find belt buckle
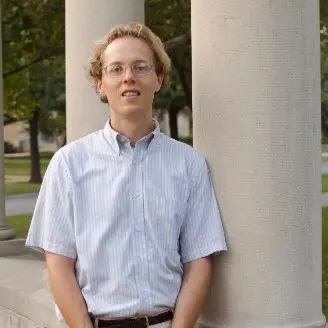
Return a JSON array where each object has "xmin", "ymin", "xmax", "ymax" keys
[
  {"xmin": 133, "ymin": 315, "xmax": 149, "ymax": 328},
  {"xmin": 93, "ymin": 317, "xmax": 99, "ymax": 328}
]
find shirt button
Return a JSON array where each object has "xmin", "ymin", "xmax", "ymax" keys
[{"xmin": 133, "ymin": 193, "xmax": 140, "ymax": 199}]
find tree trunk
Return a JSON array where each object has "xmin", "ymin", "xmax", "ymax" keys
[
  {"xmin": 322, "ymin": 102, "xmax": 328, "ymax": 136},
  {"xmin": 171, "ymin": 53, "xmax": 192, "ymax": 111},
  {"xmin": 29, "ymin": 108, "xmax": 42, "ymax": 183},
  {"xmin": 169, "ymin": 106, "xmax": 179, "ymax": 140},
  {"xmin": 61, "ymin": 132, "xmax": 67, "ymax": 148}
]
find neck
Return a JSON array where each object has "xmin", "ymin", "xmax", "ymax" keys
[{"xmin": 110, "ymin": 113, "xmax": 155, "ymax": 145}]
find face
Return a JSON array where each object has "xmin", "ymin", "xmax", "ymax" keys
[{"xmin": 97, "ymin": 36, "xmax": 163, "ymax": 119}]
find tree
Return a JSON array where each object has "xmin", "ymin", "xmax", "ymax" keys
[
  {"xmin": 155, "ymin": 68, "xmax": 186, "ymax": 139},
  {"xmin": 321, "ymin": 0, "xmax": 328, "ymax": 141},
  {"xmin": 2, "ymin": 0, "xmax": 65, "ymax": 182},
  {"xmin": 38, "ymin": 55, "xmax": 66, "ymax": 148},
  {"xmin": 4, "ymin": 57, "xmax": 65, "ymax": 182},
  {"xmin": 321, "ymin": 0, "xmax": 328, "ymax": 34},
  {"xmin": 146, "ymin": 0, "xmax": 191, "ymax": 137},
  {"xmin": 146, "ymin": 0, "xmax": 191, "ymax": 108},
  {"xmin": 2, "ymin": 0, "xmax": 64, "ymax": 78}
]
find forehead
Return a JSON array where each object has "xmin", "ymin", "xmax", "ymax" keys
[{"xmin": 103, "ymin": 36, "xmax": 154, "ymax": 64}]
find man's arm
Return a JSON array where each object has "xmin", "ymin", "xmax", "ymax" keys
[
  {"xmin": 171, "ymin": 256, "xmax": 213, "ymax": 328},
  {"xmin": 45, "ymin": 252, "xmax": 93, "ymax": 328}
]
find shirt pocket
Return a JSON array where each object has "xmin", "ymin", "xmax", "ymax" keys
[{"xmin": 149, "ymin": 193, "xmax": 183, "ymax": 251}]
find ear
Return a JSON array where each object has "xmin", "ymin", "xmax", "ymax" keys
[
  {"xmin": 96, "ymin": 78, "xmax": 103, "ymax": 93},
  {"xmin": 155, "ymin": 74, "xmax": 164, "ymax": 92}
]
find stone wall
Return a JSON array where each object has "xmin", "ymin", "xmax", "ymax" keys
[{"xmin": 0, "ymin": 240, "xmax": 67, "ymax": 328}]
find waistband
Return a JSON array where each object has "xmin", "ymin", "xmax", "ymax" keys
[{"xmin": 91, "ymin": 309, "xmax": 174, "ymax": 328}]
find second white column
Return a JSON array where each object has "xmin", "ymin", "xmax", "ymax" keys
[{"xmin": 65, "ymin": 0, "xmax": 145, "ymax": 142}]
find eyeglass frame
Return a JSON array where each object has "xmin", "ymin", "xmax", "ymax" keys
[{"xmin": 102, "ymin": 60, "xmax": 156, "ymax": 78}]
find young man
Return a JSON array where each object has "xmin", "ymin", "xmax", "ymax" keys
[{"xmin": 26, "ymin": 22, "xmax": 227, "ymax": 328}]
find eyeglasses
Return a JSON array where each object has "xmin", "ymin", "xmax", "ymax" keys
[{"xmin": 102, "ymin": 61, "xmax": 154, "ymax": 78}]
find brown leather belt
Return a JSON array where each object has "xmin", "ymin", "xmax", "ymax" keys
[{"xmin": 91, "ymin": 309, "xmax": 174, "ymax": 328}]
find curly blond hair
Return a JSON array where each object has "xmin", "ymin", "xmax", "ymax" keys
[{"xmin": 89, "ymin": 22, "xmax": 171, "ymax": 103}]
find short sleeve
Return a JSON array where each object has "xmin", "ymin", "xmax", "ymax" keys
[
  {"xmin": 25, "ymin": 150, "xmax": 77, "ymax": 259},
  {"xmin": 179, "ymin": 155, "xmax": 227, "ymax": 263}
]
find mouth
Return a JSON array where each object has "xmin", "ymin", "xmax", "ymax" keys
[{"xmin": 121, "ymin": 90, "xmax": 141, "ymax": 97}]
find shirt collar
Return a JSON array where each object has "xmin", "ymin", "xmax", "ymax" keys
[{"xmin": 103, "ymin": 119, "xmax": 161, "ymax": 155}]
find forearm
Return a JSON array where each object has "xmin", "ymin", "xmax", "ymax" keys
[
  {"xmin": 172, "ymin": 257, "xmax": 212, "ymax": 328},
  {"xmin": 46, "ymin": 252, "xmax": 93, "ymax": 328}
]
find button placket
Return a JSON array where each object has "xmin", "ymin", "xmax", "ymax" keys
[
  {"xmin": 133, "ymin": 154, "xmax": 143, "ymax": 233},
  {"xmin": 132, "ymin": 149, "xmax": 151, "ymax": 306},
  {"xmin": 132, "ymin": 154, "xmax": 146, "ymax": 303},
  {"xmin": 133, "ymin": 192, "xmax": 140, "ymax": 199},
  {"xmin": 140, "ymin": 154, "xmax": 152, "ymax": 308}
]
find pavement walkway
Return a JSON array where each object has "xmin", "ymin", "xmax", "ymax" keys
[
  {"xmin": 4, "ymin": 163, "xmax": 328, "ymax": 216},
  {"xmin": 323, "ymin": 193, "xmax": 328, "ymax": 207},
  {"xmin": 4, "ymin": 191, "xmax": 328, "ymax": 217},
  {"xmin": 5, "ymin": 193, "xmax": 38, "ymax": 216},
  {"xmin": 322, "ymin": 163, "xmax": 328, "ymax": 175},
  {"xmin": 2, "ymin": 164, "xmax": 328, "ymax": 216}
]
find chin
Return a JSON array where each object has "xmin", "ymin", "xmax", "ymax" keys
[{"xmin": 116, "ymin": 105, "xmax": 146, "ymax": 118}]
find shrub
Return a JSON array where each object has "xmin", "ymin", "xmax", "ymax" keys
[{"xmin": 4, "ymin": 141, "xmax": 17, "ymax": 153}]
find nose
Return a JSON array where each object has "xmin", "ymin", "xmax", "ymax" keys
[{"xmin": 123, "ymin": 66, "xmax": 136, "ymax": 83}]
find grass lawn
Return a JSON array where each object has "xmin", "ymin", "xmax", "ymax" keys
[
  {"xmin": 323, "ymin": 207, "xmax": 328, "ymax": 318},
  {"xmin": 5, "ymin": 182, "xmax": 41, "ymax": 196},
  {"xmin": 6, "ymin": 213, "xmax": 32, "ymax": 238},
  {"xmin": 3, "ymin": 153, "xmax": 51, "ymax": 195},
  {"xmin": 4, "ymin": 158, "xmax": 50, "ymax": 176},
  {"xmin": 323, "ymin": 175, "xmax": 328, "ymax": 193},
  {"xmin": 4, "ymin": 151, "xmax": 53, "ymax": 177}
]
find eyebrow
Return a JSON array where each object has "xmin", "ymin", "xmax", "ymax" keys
[{"xmin": 105, "ymin": 59, "xmax": 149, "ymax": 66}]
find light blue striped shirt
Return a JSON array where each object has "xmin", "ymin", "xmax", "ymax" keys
[{"xmin": 26, "ymin": 120, "xmax": 227, "ymax": 318}]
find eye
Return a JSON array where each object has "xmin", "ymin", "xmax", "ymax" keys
[
  {"xmin": 134, "ymin": 62, "xmax": 150, "ymax": 73},
  {"xmin": 107, "ymin": 65, "xmax": 123, "ymax": 75}
]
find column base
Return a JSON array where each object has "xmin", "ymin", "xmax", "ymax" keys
[
  {"xmin": 0, "ymin": 226, "xmax": 16, "ymax": 240},
  {"xmin": 196, "ymin": 318, "xmax": 327, "ymax": 328}
]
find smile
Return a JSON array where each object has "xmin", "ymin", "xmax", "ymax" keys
[{"xmin": 121, "ymin": 90, "xmax": 141, "ymax": 97}]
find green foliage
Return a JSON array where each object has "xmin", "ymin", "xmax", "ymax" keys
[
  {"xmin": 155, "ymin": 67, "xmax": 186, "ymax": 112},
  {"xmin": 38, "ymin": 55, "xmax": 66, "ymax": 142},
  {"xmin": 322, "ymin": 134, "xmax": 328, "ymax": 144},
  {"xmin": 2, "ymin": 0, "xmax": 65, "ymax": 124},
  {"xmin": 146, "ymin": 0, "xmax": 191, "ymax": 108},
  {"xmin": 321, "ymin": 0, "xmax": 328, "ymax": 34},
  {"xmin": 146, "ymin": 0, "xmax": 190, "ymax": 42},
  {"xmin": 4, "ymin": 141, "xmax": 17, "ymax": 153},
  {"xmin": 2, "ymin": 0, "xmax": 190, "ymax": 141},
  {"xmin": 179, "ymin": 136, "xmax": 192, "ymax": 146},
  {"xmin": 2, "ymin": 0, "xmax": 65, "ymax": 77},
  {"xmin": 320, "ymin": 1, "xmax": 328, "ymax": 139}
]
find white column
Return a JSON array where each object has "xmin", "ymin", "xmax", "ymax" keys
[
  {"xmin": 192, "ymin": 0, "xmax": 325, "ymax": 327},
  {"xmin": 0, "ymin": 3, "xmax": 15, "ymax": 241},
  {"xmin": 65, "ymin": 0, "xmax": 145, "ymax": 142}
]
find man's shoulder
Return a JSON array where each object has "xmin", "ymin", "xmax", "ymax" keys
[
  {"xmin": 58, "ymin": 129, "xmax": 103, "ymax": 158},
  {"xmin": 51, "ymin": 130, "xmax": 104, "ymax": 172},
  {"xmin": 160, "ymin": 134, "xmax": 205, "ymax": 163}
]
